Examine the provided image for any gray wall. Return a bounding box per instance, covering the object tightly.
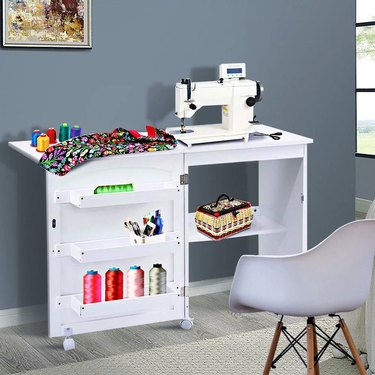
[0,0,355,310]
[356,158,375,200]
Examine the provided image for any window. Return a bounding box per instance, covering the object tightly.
[356,0,375,156]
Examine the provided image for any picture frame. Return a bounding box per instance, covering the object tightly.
[2,0,92,48]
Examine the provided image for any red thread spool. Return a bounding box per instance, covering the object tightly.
[83,270,102,304]
[46,128,57,144]
[105,267,124,301]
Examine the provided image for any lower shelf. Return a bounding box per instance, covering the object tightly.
[60,288,181,319]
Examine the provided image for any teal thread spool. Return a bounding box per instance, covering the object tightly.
[59,123,70,142]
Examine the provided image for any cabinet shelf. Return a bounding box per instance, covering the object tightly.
[55,181,181,208]
[187,207,286,243]
[55,233,181,263]
[60,287,180,319]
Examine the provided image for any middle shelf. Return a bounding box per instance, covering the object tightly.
[54,233,181,263]
[54,207,286,263]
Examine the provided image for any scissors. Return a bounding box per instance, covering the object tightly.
[124,220,142,236]
[252,131,282,140]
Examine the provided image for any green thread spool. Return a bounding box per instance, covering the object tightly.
[59,123,70,142]
[94,183,134,194]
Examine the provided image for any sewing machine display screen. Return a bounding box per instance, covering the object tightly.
[227,68,242,74]
[219,63,246,79]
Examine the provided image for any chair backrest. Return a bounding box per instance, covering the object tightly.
[229,220,375,317]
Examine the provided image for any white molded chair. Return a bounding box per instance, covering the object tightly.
[229,220,375,375]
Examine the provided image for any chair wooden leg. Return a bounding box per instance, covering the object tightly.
[307,322,315,375]
[339,318,367,375]
[263,321,283,375]
[312,318,320,375]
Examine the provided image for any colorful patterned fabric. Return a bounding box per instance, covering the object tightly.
[39,127,177,176]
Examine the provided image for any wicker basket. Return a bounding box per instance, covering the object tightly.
[195,194,253,240]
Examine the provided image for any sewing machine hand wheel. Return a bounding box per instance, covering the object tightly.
[246,97,256,107]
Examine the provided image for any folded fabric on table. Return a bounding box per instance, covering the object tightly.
[39,126,177,176]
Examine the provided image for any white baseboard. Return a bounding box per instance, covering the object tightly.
[0,304,47,329]
[189,277,233,297]
[0,277,231,328]
[355,197,372,215]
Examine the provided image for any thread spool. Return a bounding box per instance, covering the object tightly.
[59,123,70,142]
[46,128,57,144]
[36,133,50,152]
[31,129,41,147]
[70,125,82,138]
[149,264,167,295]
[105,267,124,301]
[83,270,102,304]
[126,265,144,298]
[94,183,134,194]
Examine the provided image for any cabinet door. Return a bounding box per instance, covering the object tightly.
[46,153,186,337]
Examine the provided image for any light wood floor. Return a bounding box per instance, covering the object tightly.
[0,292,301,374]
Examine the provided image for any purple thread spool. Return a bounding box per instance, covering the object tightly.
[31,129,41,147]
[70,125,82,138]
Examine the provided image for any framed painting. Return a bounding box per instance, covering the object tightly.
[2,0,91,48]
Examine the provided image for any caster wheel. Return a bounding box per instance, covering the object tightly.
[180,319,193,330]
[63,337,75,351]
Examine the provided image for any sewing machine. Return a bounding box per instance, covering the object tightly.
[166,63,263,147]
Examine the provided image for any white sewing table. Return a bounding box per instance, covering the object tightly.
[8,124,313,346]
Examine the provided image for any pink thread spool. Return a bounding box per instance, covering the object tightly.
[126,265,144,298]
[83,270,102,304]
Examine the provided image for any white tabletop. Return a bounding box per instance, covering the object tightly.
[8,124,313,164]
